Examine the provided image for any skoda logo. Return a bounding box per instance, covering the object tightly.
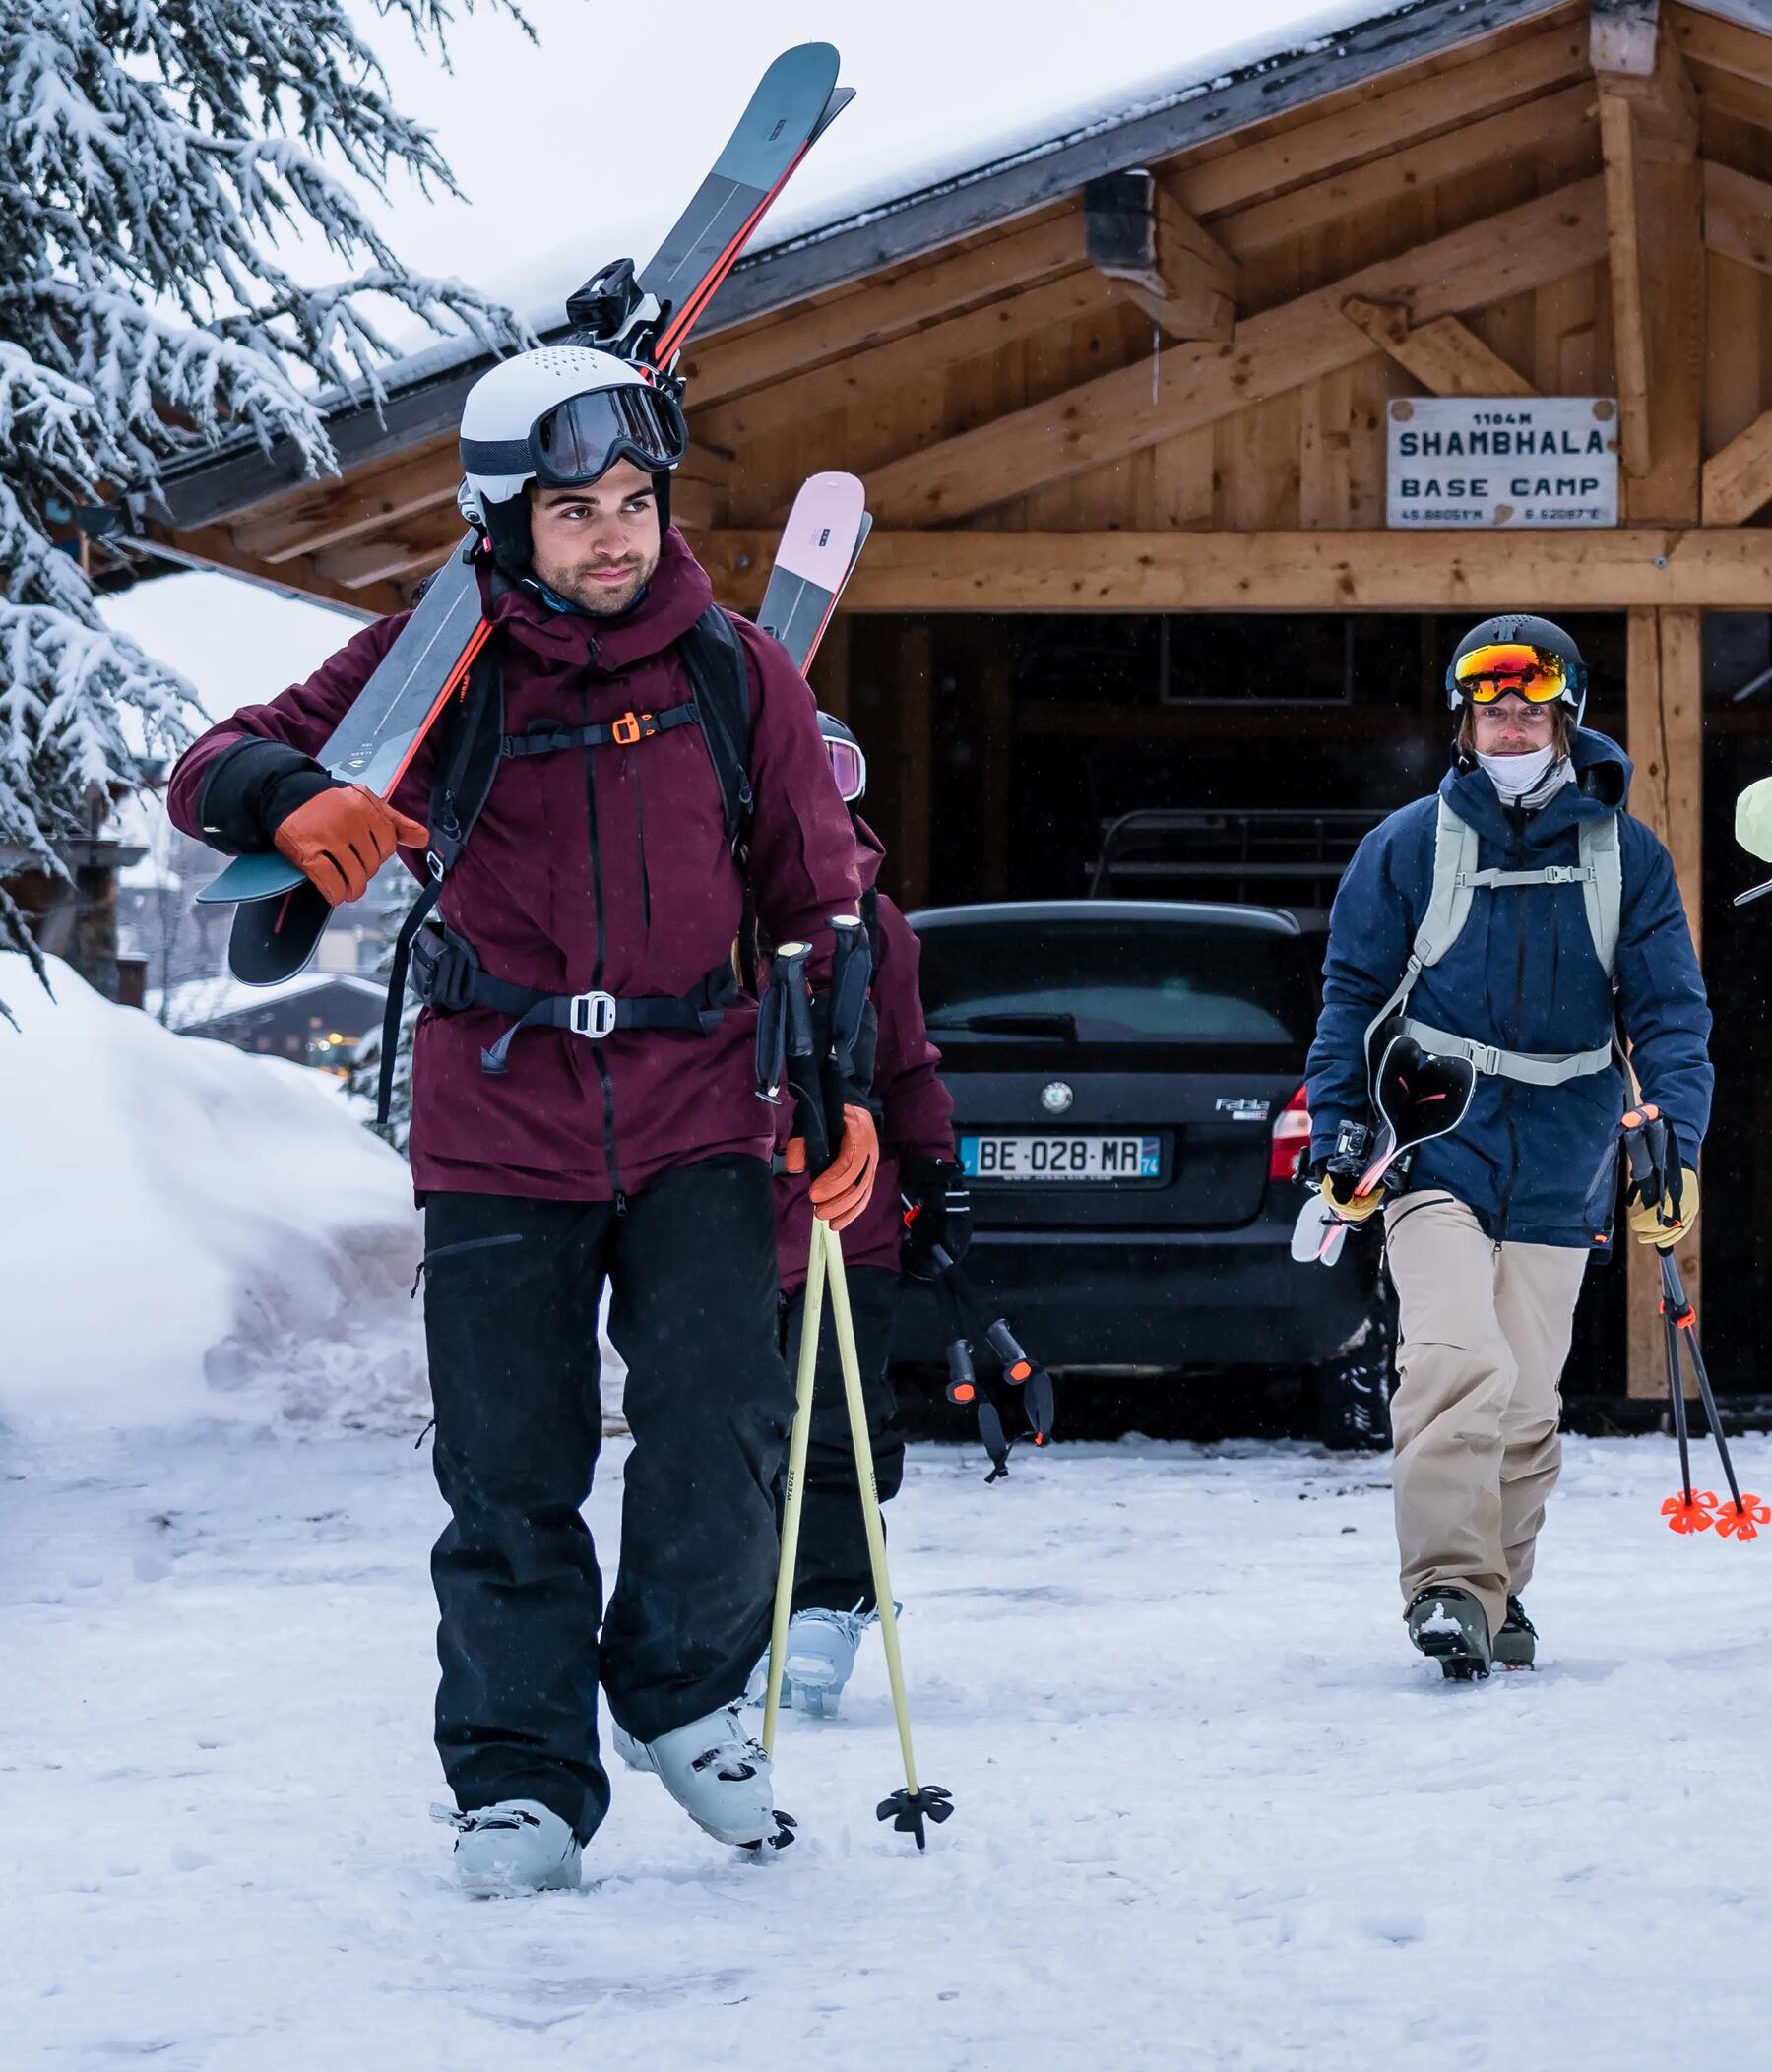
[1041,1081,1074,1115]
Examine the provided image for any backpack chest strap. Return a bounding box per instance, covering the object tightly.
[501,700,704,758]
[1459,862,1596,891]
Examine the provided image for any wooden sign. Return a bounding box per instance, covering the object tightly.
[1386,397,1620,528]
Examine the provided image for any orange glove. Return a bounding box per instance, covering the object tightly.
[274,785,427,906]
[789,1104,880,1232]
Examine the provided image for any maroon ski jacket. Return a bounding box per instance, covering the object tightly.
[168,530,861,1203]
[774,819,955,1293]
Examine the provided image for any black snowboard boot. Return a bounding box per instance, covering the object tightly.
[1493,1596,1537,1669]
[1405,1586,1492,1681]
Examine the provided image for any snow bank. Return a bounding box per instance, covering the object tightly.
[0,957,425,1435]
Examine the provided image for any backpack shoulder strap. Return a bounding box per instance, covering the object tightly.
[375,637,503,1126]
[1361,797,1475,1065]
[677,604,753,853]
[860,884,881,966]
[1416,796,1479,970]
[1578,812,1622,982]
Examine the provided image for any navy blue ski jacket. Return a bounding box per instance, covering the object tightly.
[1304,729,1712,1250]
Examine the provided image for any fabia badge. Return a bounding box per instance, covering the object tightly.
[1042,1082,1074,1115]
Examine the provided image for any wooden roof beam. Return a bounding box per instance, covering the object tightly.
[1595,1,1702,517]
[1701,406,1772,525]
[693,267,1115,446]
[1340,297,1539,397]
[1085,170,1238,343]
[310,520,466,593]
[230,438,462,565]
[144,523,398,619]
[696,526,1772,612]
[1672,3,1772,95]
[1175,15,1590,220]
[1216,80,1597,261]
[862,176,1608,526]
[681,208,1084,408]
[1702,159,1772,274]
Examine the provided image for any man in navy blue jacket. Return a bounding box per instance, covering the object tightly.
[1305,616,1713,1678]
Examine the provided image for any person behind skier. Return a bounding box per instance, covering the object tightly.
[762,714,965,1718]
[1304,615,1713,1678]
[167,349,875,1890]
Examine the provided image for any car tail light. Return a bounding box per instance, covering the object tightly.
[1268,1085,1311,1183]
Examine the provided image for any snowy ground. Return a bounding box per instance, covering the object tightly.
[6,1421,1769,2071]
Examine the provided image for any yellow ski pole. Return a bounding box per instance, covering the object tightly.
[762,1218,825,1758]
[820,1216,954,1849]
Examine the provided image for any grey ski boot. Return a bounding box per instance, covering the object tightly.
[1405,1586,1492,1681]
[1493,1595,1537,1669]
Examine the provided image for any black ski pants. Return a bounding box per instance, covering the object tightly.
[782,1263,905,1616]
[423,1155,792,1844]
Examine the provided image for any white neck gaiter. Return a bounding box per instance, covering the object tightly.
[1478,747,1573,810]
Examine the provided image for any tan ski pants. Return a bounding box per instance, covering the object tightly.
[1382,1191,1592,1638]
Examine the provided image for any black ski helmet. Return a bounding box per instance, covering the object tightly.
[1445,614,1588,722]
[818,711,866,803]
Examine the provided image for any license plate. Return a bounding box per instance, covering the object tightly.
[960,1134,1163,1182]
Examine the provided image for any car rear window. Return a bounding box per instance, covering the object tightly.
[915,915,1312,1046]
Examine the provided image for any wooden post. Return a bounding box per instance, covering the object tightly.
[896,623,933,910]
[981,656,1013,899]
[1624,605,1703,1397]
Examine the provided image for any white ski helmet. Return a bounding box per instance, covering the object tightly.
[457,345,688,575]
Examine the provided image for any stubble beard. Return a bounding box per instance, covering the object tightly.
[542,550,657,617]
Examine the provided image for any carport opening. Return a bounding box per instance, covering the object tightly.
[847,606,1765,1413]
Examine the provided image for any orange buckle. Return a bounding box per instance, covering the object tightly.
[611,711,655,747]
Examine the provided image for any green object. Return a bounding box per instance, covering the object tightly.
[1493,1596,1537,1669]
[1405,1586,1492,1681]
[1737,776,1772,862]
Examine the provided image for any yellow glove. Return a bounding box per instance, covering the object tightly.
[1736,777,1772,862]
[1320,1171,1385,1224]
[1629,1166,1699,1248]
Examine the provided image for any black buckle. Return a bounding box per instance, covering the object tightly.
[411,927,479,1015]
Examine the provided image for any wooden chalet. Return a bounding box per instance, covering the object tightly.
[141,0,1772,1399]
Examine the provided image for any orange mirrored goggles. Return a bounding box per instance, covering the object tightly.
[1450,643,1574,705]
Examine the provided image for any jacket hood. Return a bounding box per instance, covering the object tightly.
[479,527,714,675]
[1442,724,1630,843]
[851,812,886,896]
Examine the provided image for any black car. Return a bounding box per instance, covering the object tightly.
[894,899,1390,1444]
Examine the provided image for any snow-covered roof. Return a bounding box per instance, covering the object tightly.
[158,0,1579,528]
[154,970,384,1032]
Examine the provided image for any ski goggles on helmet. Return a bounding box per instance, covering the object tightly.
[825,734,866,803]
[462,382,688,491]
[1449,642,1579,707]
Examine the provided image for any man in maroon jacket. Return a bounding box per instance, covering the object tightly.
[167,345,874,1892]
[765,714,967,1719]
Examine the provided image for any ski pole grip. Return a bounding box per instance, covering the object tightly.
[984,1318,1035,1384]
[828,912,872,1063]
[1619,1104,1663,1192]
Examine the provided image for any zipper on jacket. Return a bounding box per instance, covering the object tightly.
[630,748,653,936]
[581,684,626,1214]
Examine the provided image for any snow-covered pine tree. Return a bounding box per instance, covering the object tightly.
[0,0,532,990]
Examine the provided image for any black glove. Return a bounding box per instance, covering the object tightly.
[901,1155,972,1278]
[196,737,336,855]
